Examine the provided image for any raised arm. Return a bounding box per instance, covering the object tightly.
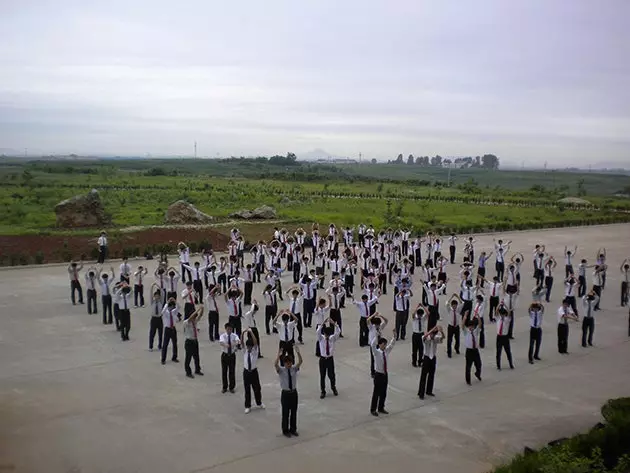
[295,345,303,369]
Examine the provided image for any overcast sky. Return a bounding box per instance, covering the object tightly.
[1,0,629,165]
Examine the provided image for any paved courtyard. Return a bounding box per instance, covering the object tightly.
[1,224,629,473]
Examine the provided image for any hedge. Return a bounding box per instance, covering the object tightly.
[493,397,630,473]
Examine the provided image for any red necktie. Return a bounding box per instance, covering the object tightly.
[139,274,142,285]
[453,309,457,325]
[492,285,496,297]
[433,292,437,305]
[170,310,174,328]
[233,300,238,316]
[189,292,194,304]
[383,352,387,374]
[326,338,330,356]
[73,269,78,281]
[499,318,504,335]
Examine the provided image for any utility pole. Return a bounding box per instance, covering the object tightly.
[359,152,362,164]
[194,141,197,159]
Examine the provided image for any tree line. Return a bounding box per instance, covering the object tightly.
[390,153,500,169]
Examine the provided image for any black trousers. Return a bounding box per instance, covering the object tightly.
[281,390,298,433]
[578,276,586,297]
[395,310,407,340]
[330,308,342,332]
[411,332,424,365]
[427,306,439,331]
[534,268,544,286]
[149,317,163,349]
[593,285,602,310]
[622,281,628,306]
[221,352,236,390]
[243,368,262,408]
[496,262,505,281]
[370,372,388,412]
[70,280,83,304]
[181,263,192,284]
[465,348,482,384]
[193,280,203,303]
[378,274,387,294]
[303,299,315,327]
[87,289,97,314]
[528,327,542,361]
[402,240,408,256]
[566,296,578,316]
[102,295,113,324]
[449,245,456,264]
[218,274,227,292]
[545,276,554,302]
[582,317,594,346]
[557,323,569,353]
[294,313,304,342]
[447,324,460,357]
[319,356,336,393]
[98,245,107,264]
[185,339,201,374]
[134,284,145,306]
[229,316,242,338]
[244,281,253,305]
[162,327,178,362]
[418,356,436,397]
[359,317,369,346]
[184,302,195,320]
[113,303,120,330]
[119,309,131,340]
[208,310,219,341]
[265,305,278,334]
[478,267,486,287]
[488,296,499,321]
[496,335,513,368]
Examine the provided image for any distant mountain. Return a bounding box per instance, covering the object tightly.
[299,149,342,161]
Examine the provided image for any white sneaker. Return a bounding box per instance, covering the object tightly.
[258,403,265,409]
[244,408,251,414]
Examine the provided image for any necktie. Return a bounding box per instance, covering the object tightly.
[171,278,174,292]
[453,309,457,325]
[155,304,159,315]
[123,294,127,310]
[472,331,477,349]
[73,269,78,281]
[228,335,232,354]
[139,273,142,285]
[588,302,592,318]
[383,352,387,374]
[492,285,496,297]
[292,300,296,314]
[334,295,338,309]
[169,309,174,328]
[196,269,199,280]
[326,338,330,356]
[433,291,437,306]
[160,275,163,288]
[364,302,368,317]
[233,300,238,317]
[307,284,311,299]
[189,292,194,304]
[499,317,504,335]
[288,368,293,390]
[285,323,289,341]
[564,309,567,323]
[248,351,252,371]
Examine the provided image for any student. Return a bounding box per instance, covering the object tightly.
[448,233,457,264]
[205,285,221,342]
[564,275,580,316]
[112,281,123,331]
[275,345,303,437]
[219,323,241,393]
[393,288,413,341]
[97,231,108,264]
[273,309,299,359]
[133,265,148,307]
[148,288,163,351]
[183,261,207,303]
[528,300,544,364]
[445,294,462,358]
[327,285,346,338]
[317,319,341,399]
[581,291,599,347]
[370,328,396,416]
[165,267,181,301]
[592,265,605,311]
[225,288,244,337]
[67,260,84,305]
[411,304,428,367]
[119,257,132,283]
[178,242,191,284]
[300,275,318,328]
[242,328,265,413]
[116,282,132,341]
[242,264,255,305]
[286,287,305,344]
[243,300,263,358]
[263,284,279,335]
[183,306,204,378]
[557,298,578,354]
[544,257,558,303]
[486,276,502,322]
[426,280,447,330]
[367,313,388,377]
[84,268,98,315]
[418,325,444,399]
[181,281,197,320]
[577,259,589,297]
[161,297,181,365]
[620,260,629,307]
[564,246,578,278]
[98,266,115,324]
[495,304,514,370]
[352,293,378,347]
[462,315,482,386]
[596,248,607,289]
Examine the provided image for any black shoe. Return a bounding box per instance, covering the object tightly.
[258,355,264,359]
[529,360,534,364]
[497,366,501,371]
[412,362,417,367]
[475,373,482,381]
[339,334,344,338]
[371,411,379,417]
[320,392,326,399]
[466,382,472,386]
[186,373,194,379]
[195,371,204,376]
[534,356,541,360]
[447,354,452,359]
[332,387,338,396]
[222,388,227,393]
[378,409,389,414]
[427,393,435,397]
[161,361,166,365]
[455,350,460,355]
[290,431,299,437]
[588,343,593,347]
[418,394,424,400]
[582,344,587,347]
[229,389,235,393]
[509,365,514,370]
[158,346,162,350]
[172,359,179,363]
[283,432,291,437]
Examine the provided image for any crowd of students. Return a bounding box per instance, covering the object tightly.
[66,224,630,436]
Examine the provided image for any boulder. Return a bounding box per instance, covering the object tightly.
[165,200,214,225]
[557,197,591,205]
[55,189,110,228]
[229,205,277,220]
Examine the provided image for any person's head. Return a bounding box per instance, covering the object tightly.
[361,294,368,302]
[587,291,595,300]
[515,258,521,264]
[323,324,334,339]
[122,285,131,294]
[625,264,630,271]
[186,281,192,288]
[476,294,484,303]
[568,275,576,284]
[220,256,226,262]
[332,287,339,294]
[450,299,458,309]
[318,298,327,308]
[138,265,144,271]
[566,250,572,256]
[168,298,176,308]
[429,283,437,290]
[378,337,387,349]
[581,259,587,264]
[508,264,515,271]
[168,270,175,277]
[153,290,161,300]
[599,253,605,259]
[281,313,290,323]
[101,231,106,236]
[245,338,254,350]
[209,265,216,272]
[371,316,382,327]
[493,276,499,283]
[283,354,295,368]
[225,323,233,334]
[234,270,240,277]
[562,299,570,307]
[463,271,470,278]
[498,239,503,245]
[71,262,77,268]
[88,271,95,278]
[193,261,200,268]
[102,273,109,280]
[498,306,508,317]
[466,279,473,287]
[416,307,425,316]
[228,289,239,299]
[291,289,299,298]
[535,244,540,250]
[122,256,128,262]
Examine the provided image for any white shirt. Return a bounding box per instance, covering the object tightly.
[446,304,460,326]
[463,327,481,349]
[263,290,278,306]
[183,318,199,340]
[116,290,131,309]
[179,248,190,264]
[422,333,443,359]
[394,293,411,311]
[564,280,578,297]
[317,324,341,357]
[97,236,107,246]
[488,282,502,298]
[313,306,329,327]
[592,271,603,287]
[288,297,302,314]
[225,297,242,317]
[84,274,97,291]
[276,320,297,341]
[242,306,258,329]
[243,346,259,371]
[161,304,180,328]
[205,292,220,312]
[557,306,575,324]
[133,270,146,285]
[412,312,426,333]
[427,285,446,306]
[529,309,543,328]
[353,297,378,318]
[220,332,240,354]
[166,275,180,293]
[300,280,318,300]
[582,296,599,317]
[99,276,112,295]
[119,263,131,277]
[150,299,162,317]
[181,287,196,305]
[496,315,511,335]
[370,337,395,374]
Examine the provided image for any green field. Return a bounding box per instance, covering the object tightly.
[0,158,629,236]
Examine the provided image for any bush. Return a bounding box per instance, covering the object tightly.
[35,251,45,264]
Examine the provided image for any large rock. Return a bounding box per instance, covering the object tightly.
[55,189,110,227]
[557,197,591,205]
[229,205,277,220]
[165,200,214,225]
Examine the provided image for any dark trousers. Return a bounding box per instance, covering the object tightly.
[593,285,602,310]
[427,306,439,331]
[294,313,304,342]
[250,327,262,355]
[545,276,554,302]
[193,280,203,303]
[330,308,342,333]
[478,267,486,287]
[113,304,120,330]
[87,289,97,314]
[218,274,227,292]
[566,296,578,316]
[496,262,505,281]
[496,335,513,368]
[181,264,191,284]
[98,246,107,264]
[184,339,201,374]
[221,352,236,390]
[370,373,388,412]
[319,356,336,393]
[395,310,407,340]
[402,240,408,256]
[479,319,486,349]
[582,317,594,346]
[102,295,112,324]
[534,269,544,286]
[411,332,424,365]
[418,356,436,397]
[243,368,262,408]
[229,316,242,338]
[244,281,253,306]
[161,327,178,362]
[528,327,542,361]
[465,348,482,384]
[447,324,460,357]
[184,302,195,320]
[265,305,277,334]
[303,299,315,327]
[578,276,586,297]
[208,310,219,341]
[622,281,628,306]
[70,280,83,304]
[557,323,569,353]
[134,284,145,306]
[119,309,131,340]
[281,390,298,434]
[359,317,369,346]
[488,296,499,321]
[149,317,163,349]
[378,274,387,294]
[449,245,456,264]
[565,264,573,278]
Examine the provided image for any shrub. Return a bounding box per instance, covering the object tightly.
[35,251,45,264]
